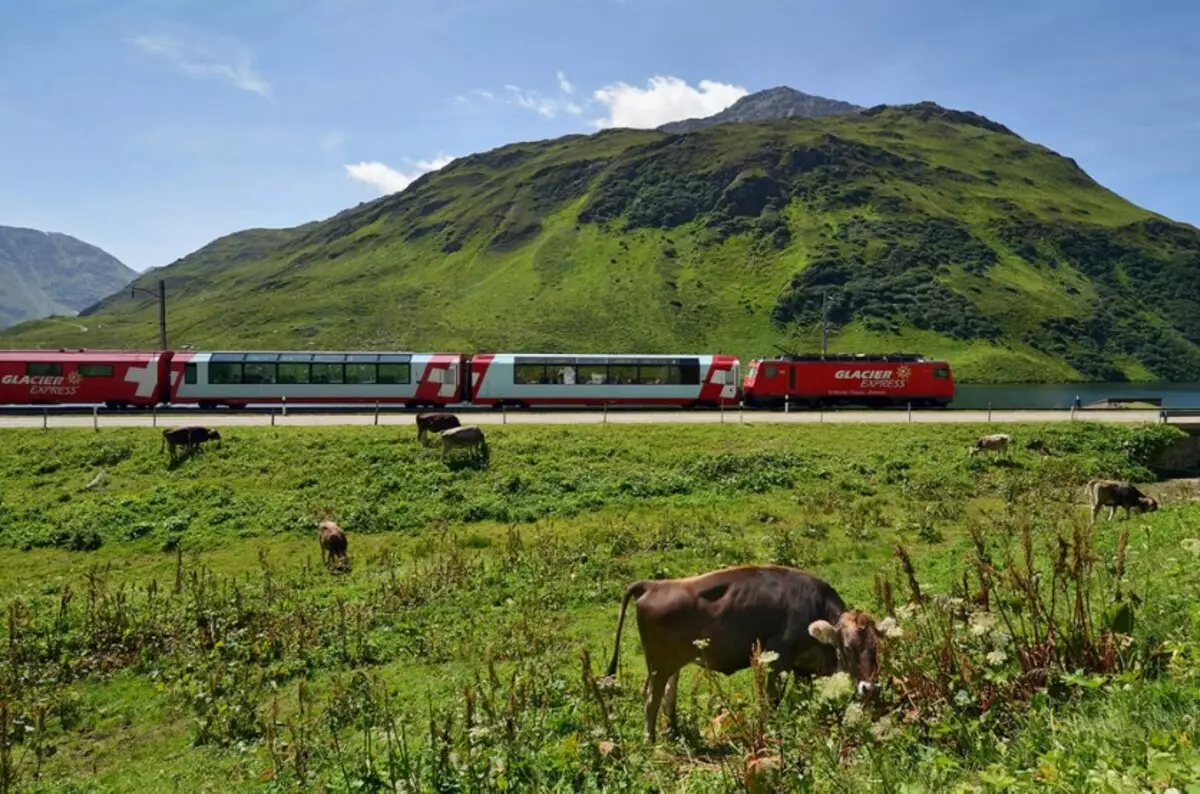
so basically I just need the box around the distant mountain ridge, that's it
[658,86,864,134]
[0,225,136,329]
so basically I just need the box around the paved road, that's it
[0,408,1171,430]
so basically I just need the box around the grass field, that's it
[1,421,1199,791]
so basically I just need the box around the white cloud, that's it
[591,76,747,129]
[344,154,455,196]
[465,72,747,130]
[132,33,270,97]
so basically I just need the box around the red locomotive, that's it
[741,352,954,409]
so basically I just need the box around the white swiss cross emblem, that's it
[124,358,160,399]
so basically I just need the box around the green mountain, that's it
[0,225,137,329]
[4,99,1200,383]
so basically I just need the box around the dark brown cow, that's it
[1087,478,1159,522]
[161,425,222,460]
[603,564,890,742]
[318,519,349,569]
[416,412,461,445]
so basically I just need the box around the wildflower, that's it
[756,650,780,669]
[842,702,868,729]
[954,689,973,707]
[990,629,1012,649]
[969,611,996,636]
[877,616,903,638]
[986,650,1008,667]
[896,603,920,621]
[1180,539,1200,555]
[816,672,854,702]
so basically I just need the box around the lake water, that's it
[952,383,1200,411]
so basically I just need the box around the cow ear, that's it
[808,620,839,646]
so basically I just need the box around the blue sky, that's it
[0,0,1197,272]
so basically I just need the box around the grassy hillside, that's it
[1,422,1198,791]
[0,224,136,329]
[5,102,1200,383]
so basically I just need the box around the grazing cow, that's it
[603,564,890,742]
[1086,479,1159,523]
[416,412,461,445]
[318,519,349,568]
[969,433,1011,458]
[161,425,222,460]
[440,425,488,461]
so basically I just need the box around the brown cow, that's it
[161,425,222,460]
[416,412,461,445]
[318,519,349,569]
[1086,478,1159,522]
[440,425,488,462]
[603,564,890,742]
[969,433,1011,458]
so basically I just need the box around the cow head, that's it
[1138,495,1159,514]
[808,611,889,696]
[207,429,223,445]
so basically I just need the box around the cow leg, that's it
[1090,501,1100,524]
[1108,505,1116,522]
[662,671,682,737]
[643,670,669,743]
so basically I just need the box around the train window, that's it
[377,363,411,384]
[934,367,950,379]
[279,353,313,362]
[243,362,276,384]
[552,365,577,384]
[26,362,62,377]
[311,363,344,384]
[345,363,377,384]
[277,363,311,384]
[209,362,242,384]
[608,364,638,384]
[676,361,701,385]
[211,352,247,363]
[245,353,279,363]
[637,365,671,384]
[346,354,379,364]
[763,366,778,379]
[184,363,197,385]
[514,363,546,384]
[577,364,608,385]
[78,364,114,378]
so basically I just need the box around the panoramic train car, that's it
[167,350,465,409]
[742,353,955,408]
[468,353,741,408]
[0,349,174,407]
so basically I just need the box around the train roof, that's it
[0,349,160,363]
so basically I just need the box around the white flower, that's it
[816,672,854,702]
[969,611,997,636]
[986,650,1008,667]
[877,616,903,638]
[1180,539,1200,556]
[757,650,780,668]
[896,604,920,620]
[842,702,868,729]
[990,630,1012,649]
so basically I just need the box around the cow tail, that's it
[606,581,648,678]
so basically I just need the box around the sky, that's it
[0,0,1197,273]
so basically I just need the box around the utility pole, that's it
[130,278,168,351]
[820,292,829,357]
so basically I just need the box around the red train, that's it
[0,349,955,409]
